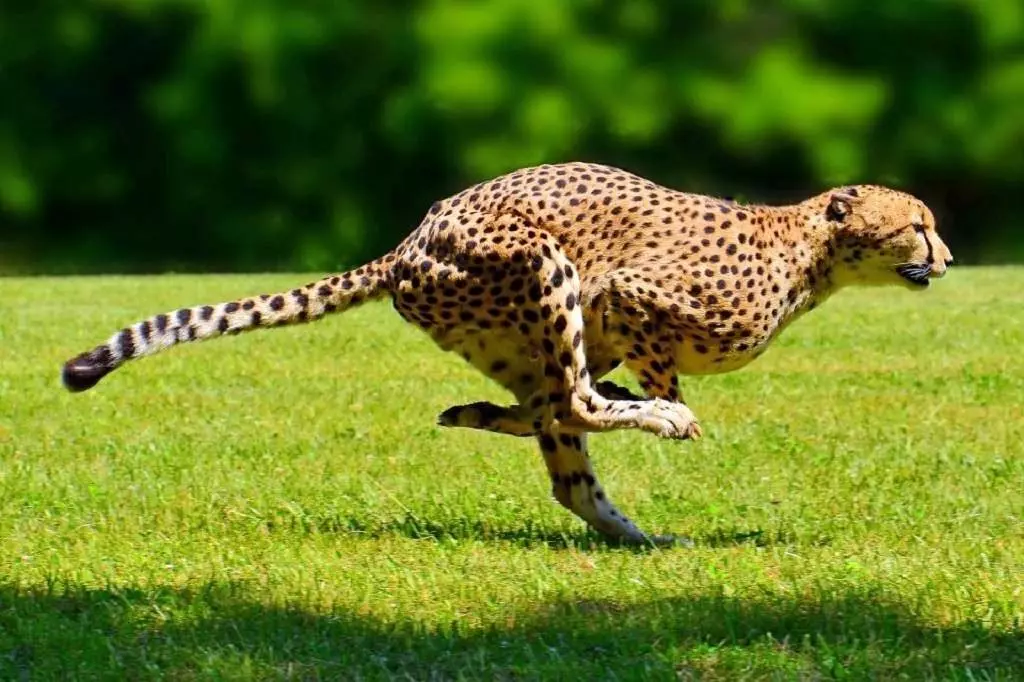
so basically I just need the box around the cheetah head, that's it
[820,185,953,290]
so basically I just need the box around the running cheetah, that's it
[62,162,953,544]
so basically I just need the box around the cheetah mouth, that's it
[896,263,931,287]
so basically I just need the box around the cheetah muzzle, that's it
[896,262,933,287]
[60,162,953,546]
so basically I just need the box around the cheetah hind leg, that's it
[540,427,690,547]
[438,381,646,437]
[438,404,691,545]
[437,401,535,437]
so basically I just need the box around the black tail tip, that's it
[62,353,111,392]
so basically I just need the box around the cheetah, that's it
[61,162,953,545]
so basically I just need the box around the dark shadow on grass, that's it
[264,511,599,549]
[263,511,803,552]
[2,583,1021,679]
[690,527,782,548]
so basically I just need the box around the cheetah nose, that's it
[931,258,951,278]
[944,256,954,266]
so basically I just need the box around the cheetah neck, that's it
[754,203,840,324]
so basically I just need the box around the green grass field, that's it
[1,269,1022,680]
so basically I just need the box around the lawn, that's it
[1,268,1022,680]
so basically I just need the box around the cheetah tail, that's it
[60,257,392,393]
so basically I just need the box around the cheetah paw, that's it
[635,399,702,440]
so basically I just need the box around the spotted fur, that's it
[62,162,952,544]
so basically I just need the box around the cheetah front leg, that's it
[583,268,704,436]
[622,332,702,438]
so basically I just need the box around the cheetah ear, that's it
[825,188,860,222]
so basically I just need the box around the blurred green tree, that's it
[0,0,1022,273]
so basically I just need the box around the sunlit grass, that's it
[1,269,1022,679]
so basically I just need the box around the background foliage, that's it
[2,0,1023,273]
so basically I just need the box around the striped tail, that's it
[61,257,392,392]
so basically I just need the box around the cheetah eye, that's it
[911,223,925,234]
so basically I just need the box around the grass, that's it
[0,268,1022,680]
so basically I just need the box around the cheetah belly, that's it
[675,330,772,375]
[675,345,760,375]
[441,327,544,400]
